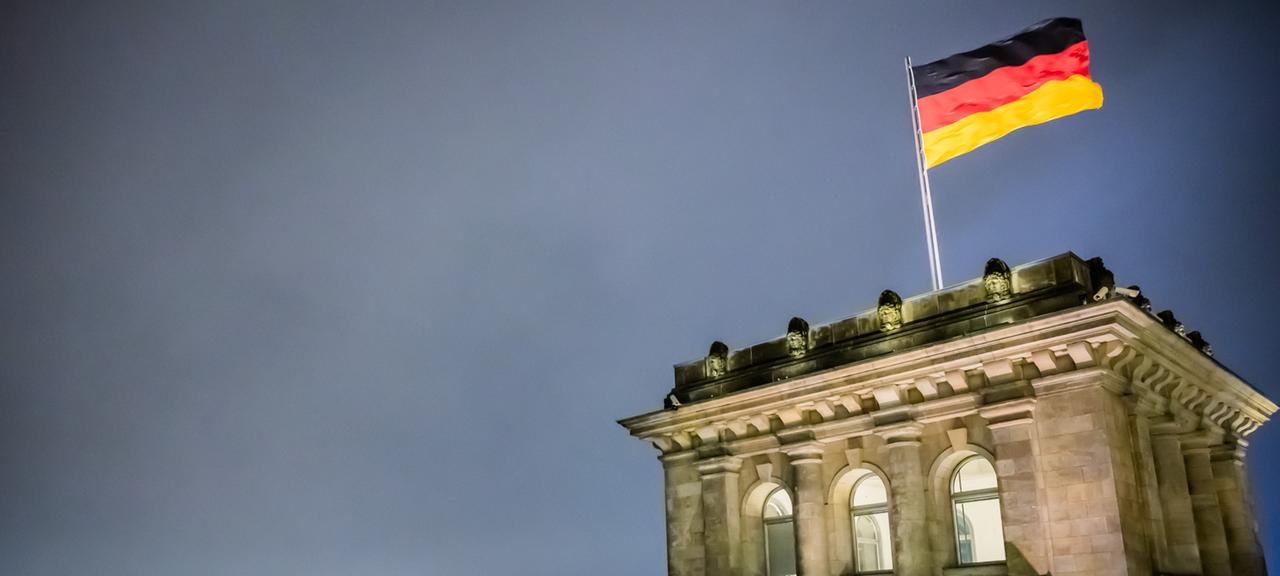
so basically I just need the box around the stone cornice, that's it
[619,300,1276,457]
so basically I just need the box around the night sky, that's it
[3,2,1279,574]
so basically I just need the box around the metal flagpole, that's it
[905,57,944,290]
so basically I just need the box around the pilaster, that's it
[1181,433,1231,576]
[782,441,829,576]
[1149,422,1201,573]
[878,422,932,576]
[981,398,1050,576]
[1210,442,1265,575]
[1126,393,1170,573]
[662,451,705,576]
[696,455,743,576]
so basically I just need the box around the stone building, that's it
[618,253,1275,576]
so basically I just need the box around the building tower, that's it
[619,253,1275,576]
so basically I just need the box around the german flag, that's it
[911,18,1103,168]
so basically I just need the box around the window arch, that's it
[850,474,892,573]
[762,488,797,576]
[950,456,1005,564]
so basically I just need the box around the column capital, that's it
[978,397,1036,429]
[1180,430,1224,456]
[660,450,698,467]
[875,420,923,448]
[1130,389,1168,418]
[695,455,742,477]
[1210,441,1247,463]
[781,440,826,464]
[1179,436,1210,456]
[1177,427,1218,455]
[1149,414,1194,437]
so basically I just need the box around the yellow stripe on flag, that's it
[922,74,1103,168]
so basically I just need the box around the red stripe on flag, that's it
[918,41,1092,133]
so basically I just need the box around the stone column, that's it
[1211,442,1265,575]
[1182,434,1231,576]
[696,455,743,576]
[663,451,705,576]
[1149,424,1201,573]
[981,399,1049,576]
[879,423,932,576]
[1126,394,1169,572]
[784,442,830,576]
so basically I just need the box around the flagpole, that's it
[905,57,944,290]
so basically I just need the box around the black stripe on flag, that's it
[912,17,1086,98]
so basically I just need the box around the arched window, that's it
[763,488,797,576]
[950,456,1006,564]
[850,474,892,573]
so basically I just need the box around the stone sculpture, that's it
[877,290,903,332]
[787,317,810,358]
[983,258,1013,302]
[1187,331,1213,356]
[706,341,729,378]
[1157,310,1187,337]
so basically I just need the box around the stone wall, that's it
[651,381,1264,575]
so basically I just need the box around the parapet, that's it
[666,253,1211,406]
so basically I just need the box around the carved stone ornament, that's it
[1187,331,1214,357]
[786,317,810,358]
[706,341,729,378]
[877,290,903,332]
[1157,310,1187,337]
[982,258,1013,303]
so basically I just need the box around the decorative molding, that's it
[624,301,1275,457]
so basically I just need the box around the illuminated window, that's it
[763,488,797,576]
[950,456,1006,564]
[850,474,892,573]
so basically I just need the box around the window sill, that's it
[942,562,1008,576]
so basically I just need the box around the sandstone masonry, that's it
[619,253,1275,576]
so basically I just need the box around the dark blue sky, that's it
[3,1,1278,574]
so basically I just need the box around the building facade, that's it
[619,254,1275,576]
